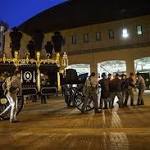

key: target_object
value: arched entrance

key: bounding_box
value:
[67,64,90,75]
[97,60,126,77]
[134,57,150,89]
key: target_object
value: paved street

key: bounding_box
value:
[0,94,150,150]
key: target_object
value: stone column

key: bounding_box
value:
[126,58,135,76]
[90,62,98,74]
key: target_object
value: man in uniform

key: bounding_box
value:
[82,72,101,113]
[2,70,21,123]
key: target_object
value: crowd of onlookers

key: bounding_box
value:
[95,72,146,109]
[0,70,147,119]
[82,72,146,113]
[99,72,146,109]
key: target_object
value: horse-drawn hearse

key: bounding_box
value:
[0,50,94,120]
[0,51,68,119]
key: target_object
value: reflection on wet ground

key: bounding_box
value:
[0,95,150,149]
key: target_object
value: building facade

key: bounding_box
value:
[4,15,150,75]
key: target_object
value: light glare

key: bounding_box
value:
[122,28,129,38]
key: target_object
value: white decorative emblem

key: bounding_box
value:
[24,71,32,82]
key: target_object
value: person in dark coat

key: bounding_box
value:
[99,73,110,109]
[124,72,136,106]
[109,73,123,108]
[121,74,127,102]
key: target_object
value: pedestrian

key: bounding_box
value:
[124,72,136,106]
[99,73,110,109]
[82,72,101,113]
[2,70,21,123]
[136,72,146,105]
[121,74,127,102]
[109,73,123,108]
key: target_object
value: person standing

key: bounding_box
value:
[41,77,47,104]
[109,73,123,108]
[108,73,112,81]
[2,70,21,123]
[82,72,100,113]
[121,74,127,102]
[124,72,136,106]
[136,73,146,105]
[99,73,110,109]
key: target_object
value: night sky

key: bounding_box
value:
[0,0,67,28]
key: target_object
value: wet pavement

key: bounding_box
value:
[0,94,150,150]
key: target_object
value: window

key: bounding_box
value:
[108,30,114,39]
[96,32,101,41]
[71,35,77,44]
[136,25,143,35]
[122,28,129,38]
[83,33,89,43]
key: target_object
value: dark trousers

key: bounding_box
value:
[122,90,126,102]
[41,95,47,104]
[137,89,144,105]
[100,98,109,109]
[110,92,123,108]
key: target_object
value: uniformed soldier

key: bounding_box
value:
[82,72,101,113]
[2,70,21,123]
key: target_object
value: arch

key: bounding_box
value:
[134,57,150,72]
[67,64,90,75]
[97,60,126,76]
[134,57,150,89]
